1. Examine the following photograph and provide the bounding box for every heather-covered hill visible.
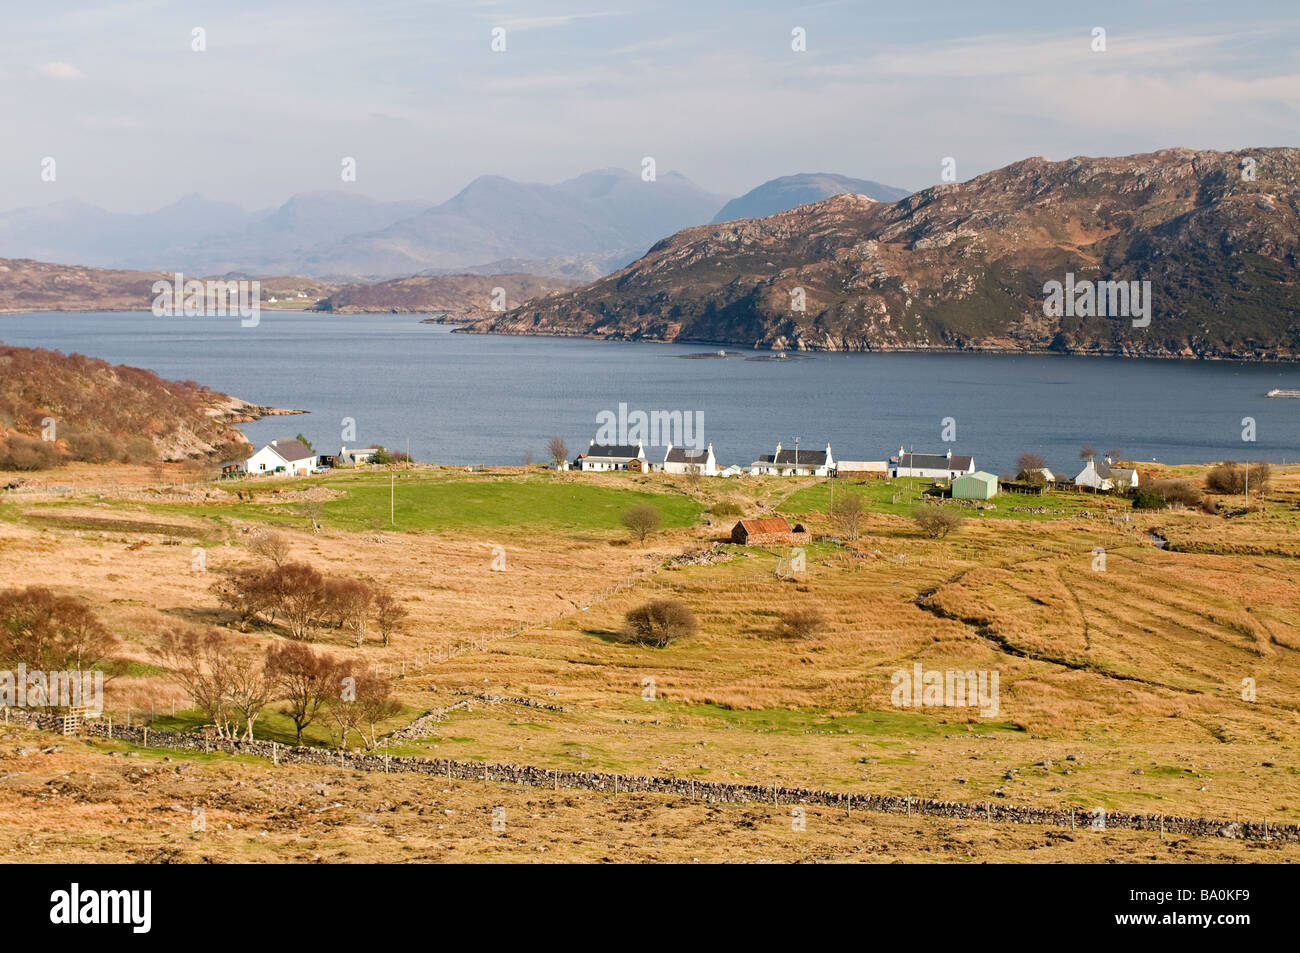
[476,148,1300,361]
[0,345,288,468]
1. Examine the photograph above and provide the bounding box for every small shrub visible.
[621,503,663,543]
[912,504,964,538]
[1131,489,1168,510]
[620,599,697,648]
[1149,479,1202,507]
[710,500,743,517]
[775,607,826,639]
[1206,462,1270,496]
[0,434,62,470]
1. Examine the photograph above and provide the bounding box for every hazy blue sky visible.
[4,0,1297,212]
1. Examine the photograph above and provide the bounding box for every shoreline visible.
[5,307,1300,364]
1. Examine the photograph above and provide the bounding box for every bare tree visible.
[0,586,120,678]
[546,435,569,469]
[266,642,339,745]
[272,562,330,640]
[248,530,291,567]
[299,500,325,533]
[226,651,272,740]
[912,504,965,539]
[1016,452,1047,482]
[373,586,408,647]
[1079,443,1097,461]
[621,503,663,543]
[831,492,866,539]
[153,626,239,737]
[1106,447,1123,462]
[326,578,375,646]
[327,663,368,749]
[329,665,400,749]
[356,670,401,747]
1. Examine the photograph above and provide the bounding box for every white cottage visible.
[338,445,380,466]
[892,447,975,480]
[749,442,835,477]
[578,440,645,471]
[1075,456,1138,491]
[244,438,317,477]
[664,443,718,476]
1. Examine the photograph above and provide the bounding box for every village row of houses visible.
[229,436,1139,496]
[574,440,981,480]
[573,439,1140,496]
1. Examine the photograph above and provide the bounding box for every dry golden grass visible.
[2,727,1294,864]
[1,464,1299,860]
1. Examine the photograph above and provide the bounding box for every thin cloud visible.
[36,61,84,80]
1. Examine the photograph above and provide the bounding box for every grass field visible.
[2,461,1298,861]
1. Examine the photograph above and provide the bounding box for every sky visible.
[2,0,1298,213]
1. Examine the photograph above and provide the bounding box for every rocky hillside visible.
[317,273,580,314]
[474,148,1300,360]
[0,345,293,468]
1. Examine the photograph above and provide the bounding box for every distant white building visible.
[750,442,835,477]
[244,439,316,477]
[718,465,744,479]
[663,443,718,476]
[338,445,380,466]
[578,440,645,471]
[892,447,975,480]
[1075,456,1138,491]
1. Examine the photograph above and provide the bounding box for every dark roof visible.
[756,449,829,466]
[587,444,642,458]
[898,452,973,470]
[268,439,315,462]
[666,447,710,463]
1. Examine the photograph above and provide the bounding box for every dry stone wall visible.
[4,707,1292,843]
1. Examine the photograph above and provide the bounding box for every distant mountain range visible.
[470,148,1300,361]
[0,168,908,281]
[711,173,910,223]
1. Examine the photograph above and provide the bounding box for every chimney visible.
[271,439,277,446]
[590,438,595,446]
[947,448,952,459]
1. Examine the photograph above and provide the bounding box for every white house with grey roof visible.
[892,447,975,480]
[663,443,718,476]
[578,440,646,471]
[749,442,834,477]
[243,438,317,477]
[338,445,381,466]
[1075,456,1138,491]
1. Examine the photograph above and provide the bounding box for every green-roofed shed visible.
[953,470,998,500]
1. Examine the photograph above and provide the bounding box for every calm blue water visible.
[3,311,1299,473]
